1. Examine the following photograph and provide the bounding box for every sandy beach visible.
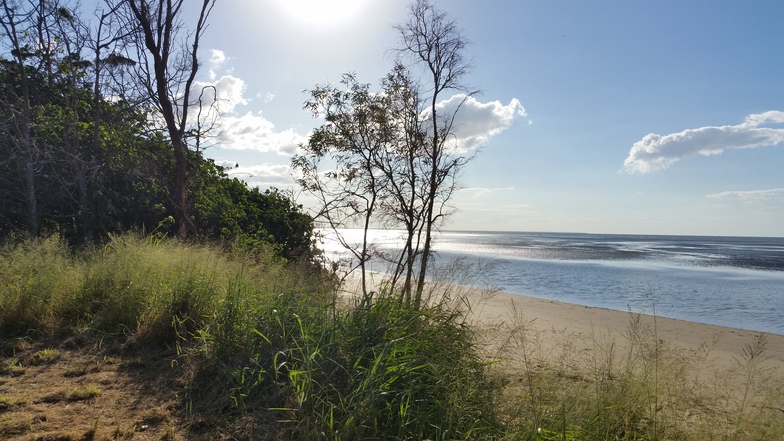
[345,272,784,377]
[469,286,784,374]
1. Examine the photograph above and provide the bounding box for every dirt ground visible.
[0,335,189,440]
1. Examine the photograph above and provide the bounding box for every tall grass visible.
[0,235,84,336]
[183,285,500,439]
[0,234,500,439]
[2,234,782,440]
[0,234,294,344]
[486,304,784,440]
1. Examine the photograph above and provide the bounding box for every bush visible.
[186,289,500,440]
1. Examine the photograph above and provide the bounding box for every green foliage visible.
[0,2,316,262]
[189,160,317,262]
[1,235,783,439]
[0,52,316,261]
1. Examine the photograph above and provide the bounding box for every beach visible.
[344,271,784,379]
[469,286,784,375]
[327,230,784,334]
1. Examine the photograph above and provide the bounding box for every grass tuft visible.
[67,385,102,402]
[28,347,60,365]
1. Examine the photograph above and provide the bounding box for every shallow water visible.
[320,229,784,335]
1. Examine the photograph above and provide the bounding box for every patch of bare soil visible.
[0,335,190,440]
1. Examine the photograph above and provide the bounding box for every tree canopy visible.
[293,0,476,305]
[0,0,317,263]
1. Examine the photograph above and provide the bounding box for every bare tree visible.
[395,0,476,305]
[1,0,42,236]
[122,0,216,237]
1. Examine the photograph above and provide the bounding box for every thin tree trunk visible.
[25,156,38,237]
[414,97,441,307]
[172,134,188,237]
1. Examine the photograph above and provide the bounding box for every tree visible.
[189,158,316,262]
[0,0,315,263]
[0,0,96,238]
[374,63,428,302]
[295,1,475,307]
[293,74,393,298]
[395,0,476,304]
[123,0,216,238]
[0,0,47,237]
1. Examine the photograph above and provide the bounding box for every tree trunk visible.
[414,99,441,307]
[25,156,38,238]
[172,134,189,238]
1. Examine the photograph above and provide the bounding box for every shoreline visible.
[469,286,784,373]
[343,271,784,375]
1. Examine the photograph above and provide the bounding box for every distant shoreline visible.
[320,227,784,241]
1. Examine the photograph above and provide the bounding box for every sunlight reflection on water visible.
[319,229,784,334]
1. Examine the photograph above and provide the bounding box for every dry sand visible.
[344,271,784,376]
[470,287,784,373]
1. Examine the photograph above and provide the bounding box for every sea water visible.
[319,230,784,335]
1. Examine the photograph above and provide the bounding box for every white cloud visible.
[460,186,516,197]
[431,95,527,152]
[707,188,784,203]
[226,163,295,189]
[208,49,227,80]
[214,159,239,169]
[623,111,784,173]
[193,75,248,114]
[216,111,307,155]
[195,49,306,156]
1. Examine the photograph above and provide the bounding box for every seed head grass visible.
[1,233,782,440]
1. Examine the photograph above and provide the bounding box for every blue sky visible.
[194,0,784,237]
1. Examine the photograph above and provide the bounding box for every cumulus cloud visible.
[216,111,307,155]
[706,188,784,203]
[430,95,527,152]
[214,159,239,169]
[193,75,248,114]
[208,49,227,80]
[194,49,310,155]
[196,57,526,159]
[623,111,784,173]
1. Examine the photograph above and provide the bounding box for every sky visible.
[190,0,784,237]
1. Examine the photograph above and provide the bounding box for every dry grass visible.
[2,235,782,440]
[0,337,185,440]
[479,304,784,440]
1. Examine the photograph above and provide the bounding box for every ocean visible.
[319,229,784,335]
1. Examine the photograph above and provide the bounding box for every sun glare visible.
[275,0,366,26]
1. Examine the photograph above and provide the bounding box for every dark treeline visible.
[0,0,315,262]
